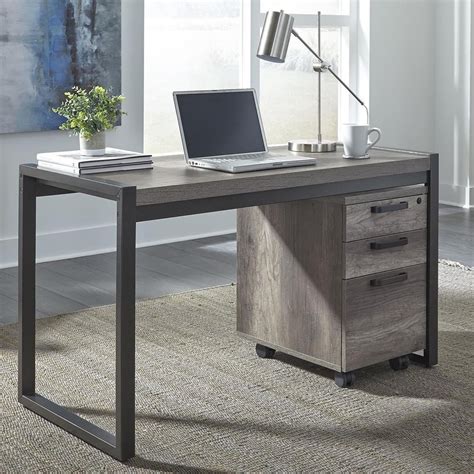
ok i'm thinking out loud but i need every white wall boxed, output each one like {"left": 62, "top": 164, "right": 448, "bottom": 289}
{"left": 0, "top": 0, "right": 235, "bottom": 269}
{"left": 471, "top": 2, "right": 474, "bottom": 206}
{"left": 368, "top": 0, "right": 473, "bottom": 208}
{"left": 434, "top": 0, "right": 472, "bottom": 207}
{"left": 368, "top": 0, "right": 436, "bottom": 152}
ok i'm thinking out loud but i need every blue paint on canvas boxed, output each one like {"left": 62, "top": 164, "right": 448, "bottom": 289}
{"left": 0, "top": 0, "right": 122, "bottom": 134}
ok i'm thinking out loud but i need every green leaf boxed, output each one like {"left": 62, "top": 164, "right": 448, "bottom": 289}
{"left": 51, "top": 85, "right": 126, "bottom": 135}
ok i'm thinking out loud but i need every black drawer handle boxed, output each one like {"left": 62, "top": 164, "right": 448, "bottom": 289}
{"left": 371, "top": 201, "right": 408, "bottom": 213}
{"left": 370, "top": 272, "right": 408, "bottom": 287}
{"left": 370, "top": 237, "right": 408, "bottom": 250}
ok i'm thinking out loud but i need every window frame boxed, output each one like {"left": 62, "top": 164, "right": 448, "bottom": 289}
{"left": 241, "top": 0, "right": 360, "bottom": 143}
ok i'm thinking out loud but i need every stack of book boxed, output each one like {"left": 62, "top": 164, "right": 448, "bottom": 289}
{"left": 37, "top": 148, "right": 153, "bottom": 175}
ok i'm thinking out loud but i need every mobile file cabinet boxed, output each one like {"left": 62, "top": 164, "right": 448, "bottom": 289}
{"left": 237, "top": 185, "right": 428, "bottom": 387}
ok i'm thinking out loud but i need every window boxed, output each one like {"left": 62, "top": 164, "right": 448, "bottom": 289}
{"left": 260, "top": 0, "right": 349, "bottom": 15}
{"left": 144, "top": 1, "right": 242, "bottom": 154}
{"left": 144, "top": 0, "right": 356, "bottom": 154}
{"left": 259, "top": 27, "right": 342, "bottom": 144}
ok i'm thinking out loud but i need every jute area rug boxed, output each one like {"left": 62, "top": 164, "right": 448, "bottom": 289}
{"left": 0, "top": 261, "right": 472, "bottom": 472}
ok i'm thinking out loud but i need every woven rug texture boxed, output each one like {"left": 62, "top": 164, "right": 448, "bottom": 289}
{"left": 0, "top": 261, "right": 472, "bottom": 472}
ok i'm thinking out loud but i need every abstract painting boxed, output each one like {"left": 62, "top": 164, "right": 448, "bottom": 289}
{"left": 0, "top": 0, "right": 121, "bottom": 134}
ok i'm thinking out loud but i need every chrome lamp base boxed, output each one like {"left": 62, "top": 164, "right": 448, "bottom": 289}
{"left": 288, "top": 139, "right": 337, "bottom": 153}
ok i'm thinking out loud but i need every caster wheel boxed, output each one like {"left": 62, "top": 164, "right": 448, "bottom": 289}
{"left": 256, "top": 344, "right": 275, "bottom": 359}
{"left": 334, "top": 371, "right": 355, "bottom": 388}
{"left": 389, "top": 355, "right": 409, "bottom": 371}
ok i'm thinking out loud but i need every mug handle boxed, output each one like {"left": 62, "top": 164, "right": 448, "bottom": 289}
{"left": 366, "top": 128, "right": 381, "bottom": 153}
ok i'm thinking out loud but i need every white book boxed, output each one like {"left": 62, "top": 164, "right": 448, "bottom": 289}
{"left": 38, "top": 161, "right": 153, "bottom": 175}
{"left": 37, "top": 148, "right": 153, "bottom": 168}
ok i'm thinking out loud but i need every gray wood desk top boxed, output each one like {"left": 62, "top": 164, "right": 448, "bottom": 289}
{"left": 31, "top": 146, "right": 432, "bottom": 206}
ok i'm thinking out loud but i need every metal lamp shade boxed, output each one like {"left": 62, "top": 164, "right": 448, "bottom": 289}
{"left": 257, "top": 11, "right": 294, "bottom": 63}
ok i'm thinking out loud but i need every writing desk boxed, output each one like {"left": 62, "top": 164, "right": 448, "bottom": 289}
{"left": 18, "top": 146, "right": 438, "bottom": 461}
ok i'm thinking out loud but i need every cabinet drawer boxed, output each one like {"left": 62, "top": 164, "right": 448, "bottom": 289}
{"left": 344, "top": 229, "right": 426, "bottom": 278}
{"left": 344, "top": 194, "right": 427, "bottom": 241}
{"left": 342, "top": 264, "right": 426, "bottom": 372}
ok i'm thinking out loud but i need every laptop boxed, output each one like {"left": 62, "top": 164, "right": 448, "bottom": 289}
{"left": 173, "top": 89, "right": 316, "bottom": 173}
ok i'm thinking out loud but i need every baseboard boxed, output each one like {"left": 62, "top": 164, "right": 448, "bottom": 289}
{"left": 0, "top": 210, "right": 237, "bottom": 269}
{"left": 439, "top": 182, "right": 471, "bottom": 207}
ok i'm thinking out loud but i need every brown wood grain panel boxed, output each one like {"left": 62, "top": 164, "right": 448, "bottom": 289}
{"left": 344, "top": 229, "right": 427, "bottom": 278}
{"left": 237, "top": 200, "right": 343, "bottom": 369}
{"left": 344, "top": 194, "right": 427, "bottom": 241}
{"left": 74, "top": 147, "right": 429, "bottom": 205}
{"left": 342, "top": 264, "right": 426, "bottom": 372}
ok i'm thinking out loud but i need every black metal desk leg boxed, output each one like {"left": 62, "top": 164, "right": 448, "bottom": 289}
{"left": 408, "top": 156, "right": 438, "bottom": 368}
{"left": 411, "top": 154, "right": 439, "bottom": 367}
{"left": 18, "top": 180, "right": 137, "bottom": 462}
{"left": 116, "top": 187, "right": 137, "bottom": 460}
{"left": 18, "top": 174, "right": 37, "bottom": 398}
{"left": 425, "top": 154, "right": 439, "bottom": 367}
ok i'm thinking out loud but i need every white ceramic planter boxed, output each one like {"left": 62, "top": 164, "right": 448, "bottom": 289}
{"left": 80, "top": 132, "right": 106, "bottom": 156}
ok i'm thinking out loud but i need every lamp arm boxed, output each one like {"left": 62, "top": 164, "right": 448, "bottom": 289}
{"left": 291, "top": 29, "right": 369, "bottom": 123}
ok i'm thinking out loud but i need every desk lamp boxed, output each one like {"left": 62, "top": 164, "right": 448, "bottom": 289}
{"left": 257, "top": 10, "right": 368, "bottom": 153}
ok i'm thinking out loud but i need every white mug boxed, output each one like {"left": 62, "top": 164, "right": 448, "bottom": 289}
{"left": 342, "top": 123, "right": 381, "bottom": 159}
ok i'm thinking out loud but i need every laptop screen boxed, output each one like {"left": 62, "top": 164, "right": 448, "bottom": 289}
{"left": 174, "top": 90, "right": 266, "bottom": 159}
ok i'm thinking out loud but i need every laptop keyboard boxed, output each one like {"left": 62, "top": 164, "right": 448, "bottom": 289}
{"left": 209, "top": 153, "right": 282, "bottom": 163}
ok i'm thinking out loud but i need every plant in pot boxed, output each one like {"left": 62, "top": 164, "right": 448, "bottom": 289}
{"left": 53, "top": 86, "right": 126, "bottom": 156}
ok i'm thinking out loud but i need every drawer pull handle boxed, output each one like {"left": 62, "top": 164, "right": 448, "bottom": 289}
{"left": 370, "top": 272, "right": 408, "bottom": 287}
{"left": 370, "top": 237, "right": 408, "bottom": 250}
{"left": 371, "top": 201, "right": 408, "bottom": 213}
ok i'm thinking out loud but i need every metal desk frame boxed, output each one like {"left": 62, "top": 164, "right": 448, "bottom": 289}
{"left": 18, "top": 150, "right": 438, "bottom": 461}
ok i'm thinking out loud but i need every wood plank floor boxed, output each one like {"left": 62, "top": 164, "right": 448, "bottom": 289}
{"left": 0, "top": 205, "right": 471, "bottom": 326}
{"left": 439, "top": 205, "right": 473, "bottom": 266}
